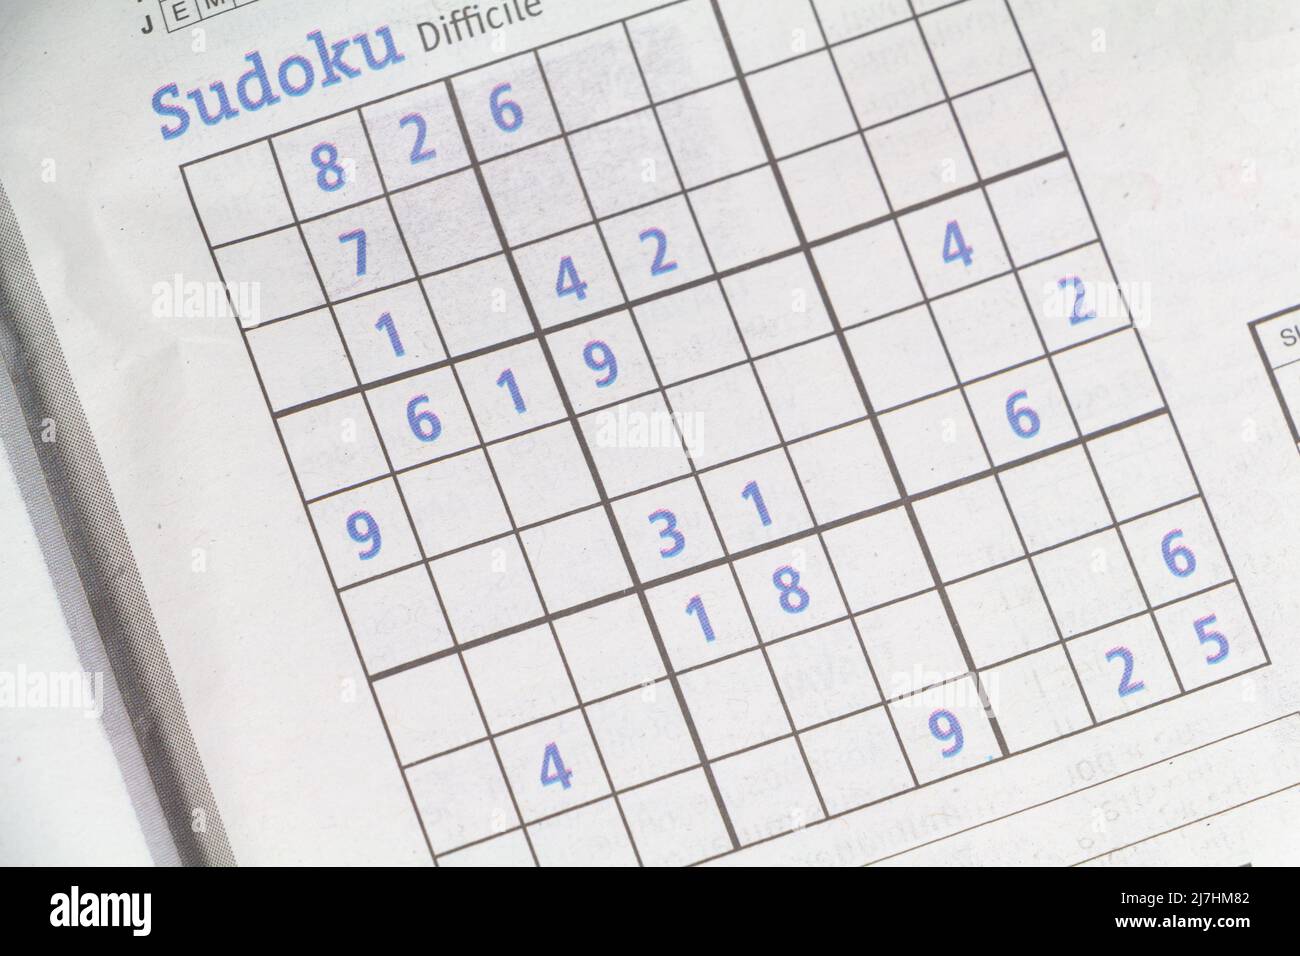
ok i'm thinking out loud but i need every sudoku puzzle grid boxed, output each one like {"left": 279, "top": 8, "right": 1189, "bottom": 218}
{"left": 1250, "top": 305, "right": 1300, "bottom": 458}
{"left": 182, "top": 0, "right": 1267, "bottom": 866}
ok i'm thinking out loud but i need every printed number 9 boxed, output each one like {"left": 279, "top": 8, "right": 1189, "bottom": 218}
{"left": 347, "top": 510, "right": 382, "bottom": 560}
{"left": 929, "top": 709, "right": 963, "bottom": 757}
{"left": 583, "top": 340, "right": 618, "bottom": 387}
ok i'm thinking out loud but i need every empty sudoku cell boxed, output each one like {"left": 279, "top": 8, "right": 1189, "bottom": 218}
{"left": 799, "top": 707, "right": 913, "bottom": 814}
{"left": 482, "top": 140, "right": 589, "bottom": 246}
{"left": 889, "top": 676, "right": 1000, "bottom": 782}
{"left": 721, "top": 253, "right": 833, "bottom": 356}
{"left": 406, "top": 741, "right": 518, "bottom": 852}
{"left": 919, "top": 0, "right": 1029, "bottom": 95}
{"left": 668, "top": 365, "right": 780, "bottom": 468}
{"left": 613, "top": 478, "right": 724, "bottom": 582}
{"left": 914, "top": 478, "right": 1021, "bottom": 582}
{"left": 463, "top": 623, "right": 575, "bottom": 731}
{"left": 999, "top": 446, "right": 1111, "bottom": 552}
{"left": 1087, "top": 415, "right": 1197, "bottom": 521}
{"left": 766, "top": 620, "right": 880, "bottom": 728}
{"left": 834, "top": 22, "right": 943, "bottom": 127}
{"left": 301, "top": 200, "right": 413, "bottom": 300}
{"left": 374, "top": 656, "right": 485, "bottom": 763}
{"left": 334, "top": 282, "right": 446, "bottom": 383}
{"left": 441, "top": 829, "right": 532, "bottom": 866}
{"left": 514, "top": 226, "right": 625, "bottom": 328}
{"left": 713, "top": 738, "right": 824, "bottom": 844}
{"left": 365, "top": 367, "right": 477, "bottom": 470}
{"left": 734, "top": 536, "right": 847, "bottom": 639}
{"left": 619, "top": 769, "right": 732, "bottom": 866}
{"left": 857, "top": 590, "right": 966, "bottom": 699}
{"left": 248, "top": 313, "right": 351, "bottom": 411}
{"left": 898, "top": 190, "right": 1010, "bottom": 297}
{"left": 422, "top": 254, "right": 531, "bottom": 355}
{"left": 539, "top": 24, "right": 649, "bottom": 129}
{"left": 985, "top": 159, "right": 1095, "bottom": 266}
{"left": 878, "top": 388, "right": 988, "bottom": 493}
{"left": 929, "top": 274, "right": 1041, "bottom": 381}
{"left": 1020, "top": 246, "right": 1132, "bottom": 355}
{"left": 627, "top": 0, "right": 734, "bottom": 101}
{"left": 389, "top": 170, "right": 500, "bottom": 273}
{"left": 279, "top": 395, "right": 387, "bottom": 500}
{"left": 340, "top": 565, "right": 453, "bottom": 674}
{"left": 679, "top": 649, "right": 790, "bottom": 757}
{"left": 822, "top": 508, "right": 933, "bottom": 611}
{"left": 779, "top": 136, "right": 890, "bottom": 241}
{"left": 214, "top": 228, "right": 324, "bottom": 326}
{"left": 273, "top": 113, "right": 383, "bottom": 220}
{"left": 1031, "top": 530, "right": 1146, "bottom": 637}
{"left": 846, "top": 306, "right": 956, "bottom": 410}
{"left": 952, "top": 73, "right": 1060, "bottom": 178}
{"left": 720, "top": 0, "right": 824, "bottom": 70}
{"left": 587, "top": 682, "right": 698, "bottom": 788}
{"left": 553, "top": 596, "right": 665, "bottom": 700}
{"left": 690, "top": 168, "right": 798, "bottom": 271}
{"left": 601, "top": 196, "right": 710, "bottom": 299}
{"left": 1155, "top": 583, "right": 1263, "bottom": 689}
{"left": 522, "top": 507, "right": 631, "bottom": 610}
{"left": 545, "top": 311, "right": 657, "bottom": 412}
{"left": 647, "top": 564, "right": 759, "bottom": 669}
{"left": 747, "top": 51, "right": 855, "bottom": 158}
{"left": 430, "top": 536, "right": 544, "bottom": 640}
{"left": 698, "top": 449, "right": 813, "bottom": 552}
{"left": 813, "top": 0, "right": 910, "bottom": 41}
{"left": 362, "top": 82, "right": 469, "bottom": 191}
{"left": 1121, "top": 499, "right": 1229, "bottom": 607}
{"left": 787, "top": 420, "right": 899, "bottom": 522}
{"left": 756, "top": 337, "right": 865, "bottom": 440}
{"left": 457, "top": 340, "right": 566, "bottom": 441}
{"left": 1052, "top": 330, "right": 1162, "bottom": 434}
{"left": 400, "top": 449, "right": 510, "bottom": 556}
{"left": 186, "top": 142, "right": 291, "bottom": 246}
{"left": 656, "top": 82, "right": 765, "bottom": 187}
{"left": 496, "top": 710, "right": 610, "bottom": 821}
{"left": 569, "top": 111, "right": 680, "bottom": 219}
{"left": 964, "top": 359, "right": 1077, "bottom": 465}
{"left": 488, "top": 422, "right": 597, "bottom": 526}
{"left": 867, "top": 105, "right": 977, "bottom": 209}
{"left": 1066, "top": 615, "right": 1178, "bottom": 720}
{"left": 453, "top": 53, "right": 561, "bottom": 160}
{"left": 981, "top": 645, "right": 1090, "bottom": 752}
{"left": 946, "top": 560, "right": 1058, "bottom": 667}
{"left": 528, "top": 799, "right": 637, "bottom": 867}
{"left": 634, "top": 283, "right": 745, "bottom": 384}
{"left": 309, "top": 478, "right": 421, "bottom": 587}
{"left": 813, "top": 223, "right": 922, "bottom": 326}
{"left": 579, "top": 393, "right": 691, "bottom": 497}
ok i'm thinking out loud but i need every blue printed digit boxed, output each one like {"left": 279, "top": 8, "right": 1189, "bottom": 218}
{"left": 1058, "top": 275, "right": 1095, "bottom": 325}
{"left": 929, "top": 709, "right": 964, "bottom": 757}
{"left": 1194, "top": 613, "right": 1229, "bottom": 664}
{"left": 346, "top": 510, "right": 382, "bottom": 560}
{"left": 1005, "top": 389, "right": 1041, "bottom": 438}
{"left": 686, "top": 595, "right": 715, "bottom": 642}
{"left": 942, "top": 219, "right": 973, "bottom": 267}
{"left": 405, "top": 394, "right": 442, "bottom": 442}
{"left": 772, "top": 565, "right": 809, "bottom": 613}
{"left": 582, "top": 340, "right": 618, "bottom": 387}
{"left": 639, "top": 228, "right": 678, "bottom": 276}
{"left": 399, "top": 112, "right": 437, "bottom": 164}
{"left": 311, "top": 142, "right": 346, "bottom": 192}
{"left": 490, "top": 82, "right": 524, "bottom": 132}
{"left": 741, "top": 480, "right": 771, "bottom": 527}
{"left": 1104, "top": 646, "right": 1145, "bottom": 697}
{"left": 540, "top": 742, "right": 573, "bottom": 789}
{"left": 339, "top": 228, "right": 367, "bottom": 276}
{"left": 496, "top": 368, "right": 526, "bottom": 413}
{"left": 556, "top": 256, "right": 589, "bottom": 301}
{"left": 649, "top": 509, "right": 685, "bottom": 558}
{"left": 1161, "top": 529, "right": 1196, "bottom": 578}
{"left": 375, "top": 311, "right": 405, "bottom": 357}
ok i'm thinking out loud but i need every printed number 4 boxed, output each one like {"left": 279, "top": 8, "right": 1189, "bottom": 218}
{"left": 540, "top": 742, "right": 573, "bottom": 789}
{"left": 943, "top": 220, "right": 973, "bottom": 267}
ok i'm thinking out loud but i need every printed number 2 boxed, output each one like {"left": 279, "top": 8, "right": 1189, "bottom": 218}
{"left": 639, "top": 228, "right": 677, "bottom": 275}
{"left": 942, "top": 220, "right": 973, "bottom": 267}
{"left": 540, "top": 742, "right": 573, "bottom": 789}
{"left": 399, "top": 113, "right": 437, "bottom": 164}
{"left": 1058, "top": 276, "right": 1095, "bottom": 325}
{"left": 1104, "top": 646, "right": 1145, "bottom": 697}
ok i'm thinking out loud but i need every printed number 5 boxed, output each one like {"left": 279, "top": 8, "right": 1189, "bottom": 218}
{"left": 1194, "top": 613, "right": 1229, "bottom": 664}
